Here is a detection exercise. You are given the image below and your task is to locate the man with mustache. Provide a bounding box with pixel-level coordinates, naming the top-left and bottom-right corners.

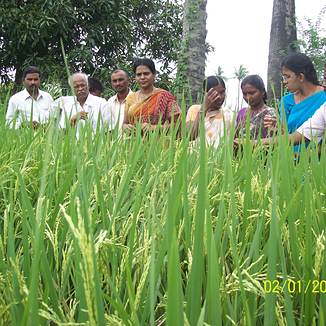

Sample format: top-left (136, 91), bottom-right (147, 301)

top-left (6, 66), bottom-right (54, 129)
top-left (56, 72), bottom-right (115, 133)
top-left (107, 69), bottom-right (132, 129)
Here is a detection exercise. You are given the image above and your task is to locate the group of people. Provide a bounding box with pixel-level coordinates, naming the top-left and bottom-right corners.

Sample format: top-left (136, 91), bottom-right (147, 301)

top-left (186, 53), bottom-right (325, 151)
top-left (6, 58), bottom-right (181, 135)
top-left (5, 53), bottom-right (326, 152)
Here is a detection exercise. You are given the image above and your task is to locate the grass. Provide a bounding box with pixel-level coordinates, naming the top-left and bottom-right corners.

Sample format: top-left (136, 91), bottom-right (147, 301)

top-left (0, 99), bottom-right (325, 325)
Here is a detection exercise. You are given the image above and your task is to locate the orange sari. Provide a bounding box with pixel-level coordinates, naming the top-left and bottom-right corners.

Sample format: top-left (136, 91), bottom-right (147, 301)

top-left (125, 88), bottom-right (181, 124)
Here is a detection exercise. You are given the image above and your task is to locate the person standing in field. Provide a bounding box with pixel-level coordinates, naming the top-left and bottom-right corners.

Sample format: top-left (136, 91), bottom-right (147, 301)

top-left (123, 58), bottom-right (181, 132)
top-left (264, 53), bottom-right (326, 152)
top-left (107, 70), bottom-right (132, 129)
top-left (236, 74), bottom-right (276, 139)
top-left (186, 76), bottom-right (232, 148)
top-left (88, 77), bottom-right (104, 97)
top-left (262, 100), bottom-right (326, 146)
top-left (248, 100), bottom-right (326, 153)
top-left (6, 66), bottom-right (54, 129)
top-left (56, 72), bottom-right (115, 133)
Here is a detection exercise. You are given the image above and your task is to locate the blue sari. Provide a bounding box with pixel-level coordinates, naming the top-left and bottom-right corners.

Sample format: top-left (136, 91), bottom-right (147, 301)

top-left (279, 90), bottom-right (326, 151)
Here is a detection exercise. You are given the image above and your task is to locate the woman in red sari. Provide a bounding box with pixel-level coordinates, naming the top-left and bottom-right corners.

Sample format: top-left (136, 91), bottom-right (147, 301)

top-left (123, 58), bottom-right (181, 131)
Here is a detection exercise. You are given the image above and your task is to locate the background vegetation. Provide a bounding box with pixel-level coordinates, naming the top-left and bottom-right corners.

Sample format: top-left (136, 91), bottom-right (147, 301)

top-left (297, 6), bottom-right (326, 81)
top-left (0, 0), bottom-right (183, 90)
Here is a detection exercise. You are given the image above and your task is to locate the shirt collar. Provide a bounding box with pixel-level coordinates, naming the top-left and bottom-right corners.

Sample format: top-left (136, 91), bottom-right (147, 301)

top-left (23, 88), bottom-right (43, 100)
top-left (73, 93), bottom-right (93, 108)
top-left (113, 89), bottom-right (132, 103)
top-left (84, 93), bottom-right (95, 107)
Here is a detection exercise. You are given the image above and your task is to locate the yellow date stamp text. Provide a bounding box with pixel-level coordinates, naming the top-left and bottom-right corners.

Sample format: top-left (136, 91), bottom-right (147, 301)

top-left (263, 279), bottom-right (326, 294)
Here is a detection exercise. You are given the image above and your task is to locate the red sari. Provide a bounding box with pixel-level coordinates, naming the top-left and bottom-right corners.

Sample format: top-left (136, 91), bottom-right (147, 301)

top-left (125, 88), bottom-right (181, 124)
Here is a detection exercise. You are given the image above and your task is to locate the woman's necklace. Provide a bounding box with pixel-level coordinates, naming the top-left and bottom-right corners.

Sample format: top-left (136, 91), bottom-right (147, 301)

top-left (138, 87), bottom-right (156, 101)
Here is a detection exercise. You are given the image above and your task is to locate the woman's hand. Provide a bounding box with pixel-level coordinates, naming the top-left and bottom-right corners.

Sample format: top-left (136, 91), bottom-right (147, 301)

top-left (141, 122), bottom-right (155, 132)
top-left (122, 123), bottom-right (136, 134)
top-left (234, 137), bottom-right (259, 147)
top-left (204, 88), bottom-right (220, 112)
top-left (264, 114), bottom-right (277, 130)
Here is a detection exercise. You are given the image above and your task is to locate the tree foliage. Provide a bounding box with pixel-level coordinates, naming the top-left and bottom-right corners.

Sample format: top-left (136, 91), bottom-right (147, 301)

top-left (215, 66), bottom-right (227, 81)
top-left (0, 0), bottom-right (182, 86)
top-left (233, 64), bottom-right (249, 111)
top-left (297, 6), bottom-right (326, 82)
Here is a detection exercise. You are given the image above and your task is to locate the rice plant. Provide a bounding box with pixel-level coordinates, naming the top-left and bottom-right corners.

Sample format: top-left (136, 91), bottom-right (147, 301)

top-left (0, 100), bottom-right (325, 326)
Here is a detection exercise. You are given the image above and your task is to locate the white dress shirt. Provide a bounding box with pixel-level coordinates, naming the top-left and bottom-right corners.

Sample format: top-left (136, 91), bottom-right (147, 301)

top-left (55, 93), bottom-right (115, 132)
top-left (107, 90), bottom-right (132, 129)
top-left (297, 102), bottom-right (326, 142)
top-left (6, 89), bottom-right (54, 128)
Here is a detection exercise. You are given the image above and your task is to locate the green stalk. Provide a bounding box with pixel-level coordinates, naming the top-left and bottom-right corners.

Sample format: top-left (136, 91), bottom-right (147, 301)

top-left (186, 109), bottom-right (207, 325)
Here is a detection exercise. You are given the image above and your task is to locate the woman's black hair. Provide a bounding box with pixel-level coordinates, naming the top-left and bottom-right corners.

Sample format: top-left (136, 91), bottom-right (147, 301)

top-left (203, 75), bottom-right (226, 92)
top-left (281, 53), bottom-right (319, 85)
top-left (241, 74), bottom-right (267, 103)
top-left (133, 58), bottom-right (156, 74)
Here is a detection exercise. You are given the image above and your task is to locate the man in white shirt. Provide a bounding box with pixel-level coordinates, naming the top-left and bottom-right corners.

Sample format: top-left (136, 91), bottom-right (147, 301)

top-left (6, 66), bottom-right (54, 129)
top-left (56, 72), bottom-right (115, 133)
top-left (107, 70), bottom-right (132, 129)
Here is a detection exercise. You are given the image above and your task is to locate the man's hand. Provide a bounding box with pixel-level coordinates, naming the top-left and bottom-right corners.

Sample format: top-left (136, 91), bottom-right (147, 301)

top-left (70, 111), bottom-right (88, 126)
top-left (32, 121), bottom-right (40, 129)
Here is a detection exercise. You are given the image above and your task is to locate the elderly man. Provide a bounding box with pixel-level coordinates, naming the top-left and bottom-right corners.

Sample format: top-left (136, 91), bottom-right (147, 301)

top-left (6, 66), bottom-right (54, 129)
top-left (56, 72), bottom-right (115, 133)
top-left (107, 69), bottom-right (132, 129)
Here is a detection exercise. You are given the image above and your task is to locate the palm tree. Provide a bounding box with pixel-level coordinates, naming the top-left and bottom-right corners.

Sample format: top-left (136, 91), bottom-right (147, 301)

top-left (215, 65), bottom-right (227, 81)
top-left (176, 0), bottom-right (208, 104)
top-left (267, 0), bottom-right (297, 102)
top-left (234, 64), bottom-right (249, 111)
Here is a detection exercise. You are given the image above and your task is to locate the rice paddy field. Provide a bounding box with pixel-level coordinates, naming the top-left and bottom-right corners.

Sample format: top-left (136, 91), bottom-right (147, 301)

top-left (0, 100), bottom-right (325, 326)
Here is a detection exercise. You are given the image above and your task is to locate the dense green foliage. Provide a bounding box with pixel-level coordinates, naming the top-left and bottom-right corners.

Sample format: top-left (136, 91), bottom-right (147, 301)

top-left (297, 6), bottom-right (326, 82)
top-left (0, 101), bottom-right (325, 325)
top-left (0, 0), bottom-right (182, 85)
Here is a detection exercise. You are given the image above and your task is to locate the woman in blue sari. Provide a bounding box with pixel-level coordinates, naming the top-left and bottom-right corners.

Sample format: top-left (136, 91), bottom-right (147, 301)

top-left (265, 53), bottom-right (326, 151)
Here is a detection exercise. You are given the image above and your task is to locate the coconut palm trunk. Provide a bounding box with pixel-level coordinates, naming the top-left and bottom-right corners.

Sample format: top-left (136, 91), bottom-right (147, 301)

top-left (177, 0), bottom-right (208, 104)
top-left (267, 0), bottom-right (297, 102)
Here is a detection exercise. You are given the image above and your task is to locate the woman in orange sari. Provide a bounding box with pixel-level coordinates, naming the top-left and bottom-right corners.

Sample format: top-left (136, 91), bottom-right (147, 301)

top-left (123, 58), bottom-right (181, 131)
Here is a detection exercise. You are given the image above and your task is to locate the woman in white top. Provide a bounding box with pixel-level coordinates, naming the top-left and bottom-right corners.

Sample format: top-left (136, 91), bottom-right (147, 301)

top-left (186, 76), bottom-right (232, 148)
top-left (295, 101), bottom-right (326, 142)
top-left (259, 97), bottom-right (326, 146)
